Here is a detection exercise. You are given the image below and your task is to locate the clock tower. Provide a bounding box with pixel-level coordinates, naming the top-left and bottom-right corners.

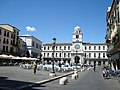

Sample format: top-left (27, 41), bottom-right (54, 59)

top-left (71, 26), bottom-right (84, 65)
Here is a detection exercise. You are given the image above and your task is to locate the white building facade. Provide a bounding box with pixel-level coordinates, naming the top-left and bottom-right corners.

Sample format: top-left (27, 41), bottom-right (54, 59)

top-left (18, 38), bottom-right (28, 57)
top-left (43, 26), bottom-right (108, 65)
top-left (20, 36), bottom-right (42, 58)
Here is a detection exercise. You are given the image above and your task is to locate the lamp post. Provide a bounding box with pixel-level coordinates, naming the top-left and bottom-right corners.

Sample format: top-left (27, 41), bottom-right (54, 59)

top-left (49, 37), bottom-right (56, 76)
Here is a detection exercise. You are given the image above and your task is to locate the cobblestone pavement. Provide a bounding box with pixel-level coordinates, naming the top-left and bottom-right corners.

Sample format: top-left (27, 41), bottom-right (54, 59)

top-left (0, 66), bottom-right (68, 89)
top-left (32, 67), bottom-right (120, 90)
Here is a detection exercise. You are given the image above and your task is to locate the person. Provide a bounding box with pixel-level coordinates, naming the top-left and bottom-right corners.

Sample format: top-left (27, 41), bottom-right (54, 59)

top-left (102, 68), bottom-right (106, 77)
top-left (93, 63), bottom-right (96, 71)
top-left (32, 61), bottom-right (37, 74)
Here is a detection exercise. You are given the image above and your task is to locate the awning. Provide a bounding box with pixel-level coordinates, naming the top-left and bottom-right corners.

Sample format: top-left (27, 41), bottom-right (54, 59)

top-left (0, 54), bottom-right (14, 59)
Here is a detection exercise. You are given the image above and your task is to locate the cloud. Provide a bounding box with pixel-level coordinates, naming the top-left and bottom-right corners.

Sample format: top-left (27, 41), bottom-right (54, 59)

top-left (26, 26), bottom-right (36, 31)
top-left (22, 34), bottom-right (31, 36)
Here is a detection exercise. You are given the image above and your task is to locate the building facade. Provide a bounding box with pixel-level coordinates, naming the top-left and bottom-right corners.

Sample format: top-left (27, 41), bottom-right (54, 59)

top-left (18, 38), bottom-right (28, 57)
top-left (0, 24), bottom-right (20, 56)
top-left (43, 26), bottom-right (108, 65)
top-left (20, 36), bottom-right (42, 58)
top-left (106, 0), bottom-right (120, 71)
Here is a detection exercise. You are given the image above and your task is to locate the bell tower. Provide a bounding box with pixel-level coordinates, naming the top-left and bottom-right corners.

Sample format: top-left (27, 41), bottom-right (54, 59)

top-left (71, 26), bottom-right (84, 65)
top-left (72, 26), bottom-right (83, 43)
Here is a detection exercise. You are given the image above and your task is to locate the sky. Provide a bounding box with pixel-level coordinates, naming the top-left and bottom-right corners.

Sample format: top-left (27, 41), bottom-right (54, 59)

top-left (0, 0), bottom-right (113, 44)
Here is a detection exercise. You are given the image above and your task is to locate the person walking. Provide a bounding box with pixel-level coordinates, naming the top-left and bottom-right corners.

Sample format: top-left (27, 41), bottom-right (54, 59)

top-left (93, 61), bottom-right (96, 71)
top-left (102, 67), bottom-right (106, 78)
top-left (32, 61), bottom-right (37, 74)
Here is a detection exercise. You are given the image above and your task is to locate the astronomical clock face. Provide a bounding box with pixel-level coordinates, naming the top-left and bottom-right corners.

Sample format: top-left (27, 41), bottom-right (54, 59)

top-left (74, 44), bottom-right (80, 50)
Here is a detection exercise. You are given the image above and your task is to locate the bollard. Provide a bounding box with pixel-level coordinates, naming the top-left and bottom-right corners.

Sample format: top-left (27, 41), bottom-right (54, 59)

top-left (74, 70), bottom-right (78, 74)
top-left (62, 77), bottom-right (68, 83)
top-left (59, 77), bottom-right (68, 85)
top-left (71, 74), bottom-right (77, 79)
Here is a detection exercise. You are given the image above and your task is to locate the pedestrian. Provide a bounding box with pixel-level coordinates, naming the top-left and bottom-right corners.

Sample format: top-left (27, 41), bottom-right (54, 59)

top-left (58, 61), bottom-right (61, 71)
top-left (93, 63), bottom-right (96, 71)
top-left (102, 68), bottom-right (106, 77)
top-left (32, 61), bottom-right (37, 74)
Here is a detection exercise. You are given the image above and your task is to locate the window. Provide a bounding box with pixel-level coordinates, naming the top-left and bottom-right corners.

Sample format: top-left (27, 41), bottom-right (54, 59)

top-left (98, 53), bottom-right (100, 58)
top-left (4, 31), bottom-right (6, 36)
top-left (13, 40), bottom-right (15, 45)
top-left (44, 46), bottom-right (46, 50)
top-left (64, 53), bottom-right (66, 57)
top-left (103, 53), bottom-right (105, 58)
top-left (10, 47), bottom-right (13, 52)
top-left (68, 46), bottom-right (70, 50)
top-left (89, 53), bottom-right (91, 58)
top-left (64, 46), bottom-right (66, 50)
top-left (6, 46), bottom-right (8, 52)
top-left (76, 35), bottom-right (79, 38)
top-left (89, 46), bottom-right (91, 50)
top-left (98, 46), bottom-right (100, 50)
top-left (48, 46), bottom-right (49, 50)
top-left (3, 45), bottom-right (5, 52)
top-left (13, 34), bottom-right (15, 39)
top-left (7, 32), bottom-right (9, 37)
top-left (11, 40), bottom-right (13, 45)
top-left (59, 46), bottom-right (61, 50)
top-left (59, 53), bottom-right (61, 57)
top-left (94, 53), bottom-right (96, 58)
top-left (52, 53), bottom-right (54, 57)
top-left (85, 46), bottom-right (87, 50)
top-left (68, 53), bottom-right (70, 57)
top-left (36, 43), bottom-right (38, 48)
top-left (94, 46), bottom-right (96, 50)
top-left (103, 46), bottom-right (105, 50)
top-left (3, 38), bottom-right (5, 44)
top-left (6, 39), bottom-right (9, 44)
top-left (11, 34), bottom-right (13, 38)
top-left (56, 46), bottom-right (57, 50)
top-left (32, 41), bottom-right (34, 47)
top-left (44, 53), bottom-right (46, 57)
top-left (56, 53), bottom-right (57, 57)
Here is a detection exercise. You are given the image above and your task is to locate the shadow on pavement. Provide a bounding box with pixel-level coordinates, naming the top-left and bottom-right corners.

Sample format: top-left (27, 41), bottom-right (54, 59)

top-left (0, 76), bottom-right (34, 90)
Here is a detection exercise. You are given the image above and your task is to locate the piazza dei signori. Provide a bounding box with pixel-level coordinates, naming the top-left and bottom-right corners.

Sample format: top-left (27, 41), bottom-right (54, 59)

top-left (0, 24), bottom-right (108, 66)
top-left (43, 26), bottom-right (108, 66)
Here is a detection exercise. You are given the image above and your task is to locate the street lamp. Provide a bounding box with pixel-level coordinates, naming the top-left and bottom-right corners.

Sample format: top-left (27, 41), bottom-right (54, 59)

top-left (49, 37), bottom-right (56, 76)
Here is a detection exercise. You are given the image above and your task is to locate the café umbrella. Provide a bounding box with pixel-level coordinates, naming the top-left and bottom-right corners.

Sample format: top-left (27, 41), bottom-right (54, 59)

top-left (0, 54), bottom-right (13, 59)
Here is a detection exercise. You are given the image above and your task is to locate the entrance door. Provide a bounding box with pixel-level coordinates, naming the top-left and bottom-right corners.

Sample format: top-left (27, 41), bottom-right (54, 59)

top-left (75, 56), bottom-right (80, 64)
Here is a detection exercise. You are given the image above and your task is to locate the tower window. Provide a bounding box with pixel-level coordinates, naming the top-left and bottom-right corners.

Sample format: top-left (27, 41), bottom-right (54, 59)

top-left (85, 46), bottom-right (87, 50)
top-left (76, 35), bottom-right (79, 38)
